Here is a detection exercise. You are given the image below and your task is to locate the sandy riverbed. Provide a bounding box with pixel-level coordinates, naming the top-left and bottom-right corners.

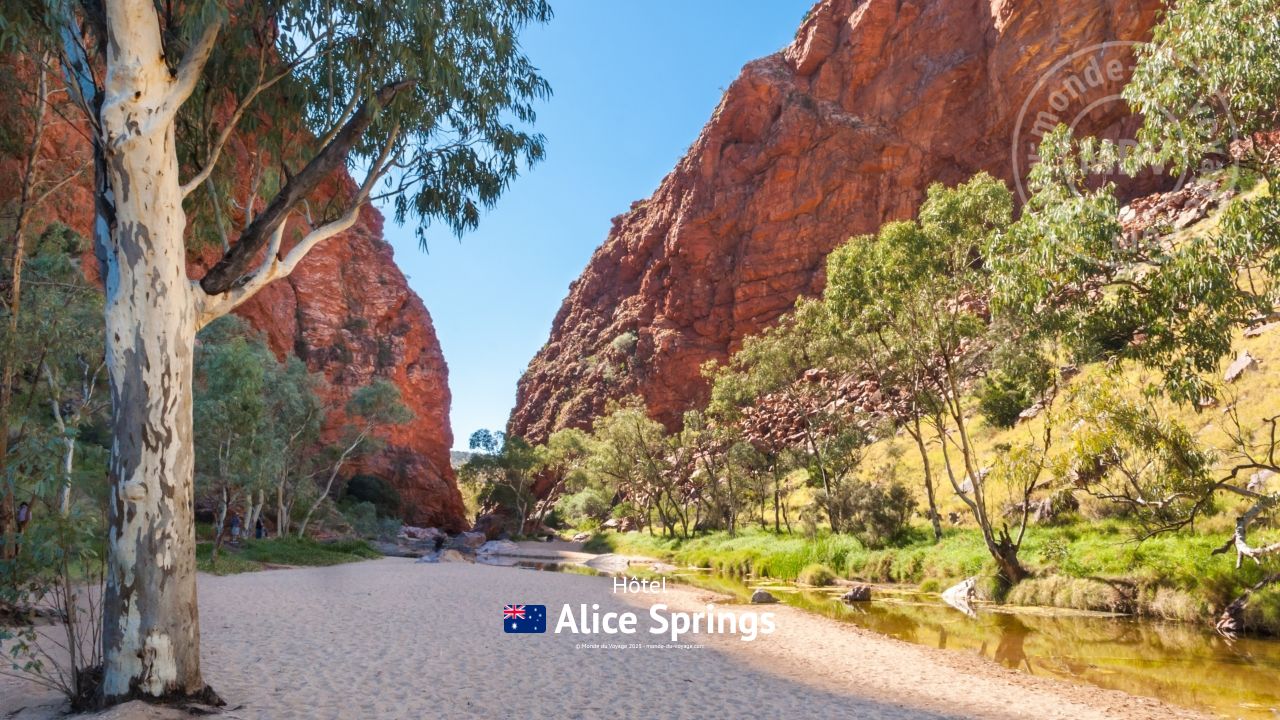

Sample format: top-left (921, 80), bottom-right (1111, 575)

top-left (1, 557), bottom-right (1207, 720)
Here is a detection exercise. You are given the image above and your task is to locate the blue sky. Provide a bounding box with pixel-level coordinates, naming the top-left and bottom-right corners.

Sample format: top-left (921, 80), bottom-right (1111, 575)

top-left (379, 1), bottom-right (813, 449)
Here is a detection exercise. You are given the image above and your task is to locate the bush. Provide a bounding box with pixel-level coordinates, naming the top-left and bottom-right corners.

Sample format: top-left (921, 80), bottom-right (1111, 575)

top-left (977, 352), bottom-right (1053, 428)
top-left (611, 500), bottom-right (642, 523)
top-left (797, 563), bottom-right (837, 586)
top-left (342, 501), bottom-right (401, 540)
top-left (830, 481), bottom-right (916, 549)
top-left (343, 474), bottom-right (401, 518)
top-left (559, 487), bottom-right (613, 527)
top-left (610, 331), bottom-right (638, 356)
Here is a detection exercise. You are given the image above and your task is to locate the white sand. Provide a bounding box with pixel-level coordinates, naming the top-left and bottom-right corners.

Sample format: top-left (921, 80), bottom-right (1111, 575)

top-left (1, 558), bottom-right (1207, 719)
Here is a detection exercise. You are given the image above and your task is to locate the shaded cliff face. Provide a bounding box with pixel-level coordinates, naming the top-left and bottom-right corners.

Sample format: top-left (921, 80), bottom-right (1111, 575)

top-left (511, 0), bottom-right (1165, 441)
top-left (1, 65), bottom-right (466, 531)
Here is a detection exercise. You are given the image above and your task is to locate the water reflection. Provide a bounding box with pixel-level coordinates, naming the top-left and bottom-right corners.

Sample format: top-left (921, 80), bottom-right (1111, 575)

top-left (478, 555), bottom-right (1279, 719)
top-left (741, 580), bottom-right (1280, 720)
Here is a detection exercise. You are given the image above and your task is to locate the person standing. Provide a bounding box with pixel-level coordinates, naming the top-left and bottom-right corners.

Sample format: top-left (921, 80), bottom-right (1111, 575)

top-left (255, 517), bottom-right (265, 540)
top-left (14, 502), bottom-right (31, 554)
top-left (230, 513), bottom-right (242, 544)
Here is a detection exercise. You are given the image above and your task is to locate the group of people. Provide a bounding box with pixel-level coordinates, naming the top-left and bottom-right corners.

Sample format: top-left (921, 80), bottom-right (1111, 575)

top-left (227, 513), bottom-right (266, 544)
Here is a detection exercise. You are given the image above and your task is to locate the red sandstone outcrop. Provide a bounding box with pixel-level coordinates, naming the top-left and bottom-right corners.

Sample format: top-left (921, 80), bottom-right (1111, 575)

top-left (511, 0), bottom-right (1167, 442)
top-left (1, 62), bottom-right (466, 530)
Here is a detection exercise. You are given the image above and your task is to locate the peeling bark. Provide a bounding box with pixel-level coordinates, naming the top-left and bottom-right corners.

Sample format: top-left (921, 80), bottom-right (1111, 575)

top-left (97, 0), bottom-right (215, 704)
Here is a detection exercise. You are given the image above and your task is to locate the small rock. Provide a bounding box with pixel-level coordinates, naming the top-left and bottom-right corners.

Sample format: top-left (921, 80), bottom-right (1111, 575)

top-left (750, 589), bottom-right (778, 604)
top-left (1244, 321), bottom-right (1280, 338)
top-left (571, 531), bottom-right (592, 543)
top-left (1174, 205), bottom-right (1206, 229)
top-left (1224, 350), bottom-right (1257, 383)
top-left (942, 577), bottom-right (978, 618)
top-left (450, 531), bottom-right (487, 550)
top-left (415, 551), bottom-right (441, 564)
top-left (1248, 469), bottom-right (1275, 493)
top-left (841, 585), bottom-right (872, 603)
top-left (476, 539), bottom-right (519, 555)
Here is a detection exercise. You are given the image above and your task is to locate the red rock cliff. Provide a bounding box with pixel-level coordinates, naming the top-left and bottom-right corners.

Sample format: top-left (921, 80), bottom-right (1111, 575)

top-left (510, 0), bottom-right (1165, 441)
top-left (1, 64), bottom-right (467, 531)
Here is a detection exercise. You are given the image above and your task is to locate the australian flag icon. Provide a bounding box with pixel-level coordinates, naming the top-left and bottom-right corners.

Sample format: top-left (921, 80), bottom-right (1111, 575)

top-left (503, 604), bottom-right (547, 633)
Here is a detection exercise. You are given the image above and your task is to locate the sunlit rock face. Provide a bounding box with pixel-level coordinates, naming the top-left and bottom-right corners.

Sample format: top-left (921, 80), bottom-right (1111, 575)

top-left (0, 60), bottom-right (467, 531)
top-left (510, 0), bottom-right (1165, 442)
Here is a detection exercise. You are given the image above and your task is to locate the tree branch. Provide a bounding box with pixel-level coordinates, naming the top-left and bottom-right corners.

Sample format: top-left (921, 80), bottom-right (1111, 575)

top-left (168, 19), bottom-right (222, 110)
top-left (180, 47), bottom-right (297, 199)
top-left (195, 123), bottom-right (400, 328)
top-left (198, 79), bottom-right (415, 296)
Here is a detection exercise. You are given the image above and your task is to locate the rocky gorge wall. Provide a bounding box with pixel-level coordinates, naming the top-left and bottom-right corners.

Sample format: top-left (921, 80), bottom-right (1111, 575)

top-left (510, 0), bottom-right (1167, 442)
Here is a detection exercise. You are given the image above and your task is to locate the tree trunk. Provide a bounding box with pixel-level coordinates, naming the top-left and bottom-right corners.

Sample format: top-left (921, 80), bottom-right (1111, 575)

top-left (772, 469), bottom-right (781, 533)
top-left (298, 432), bottom-right (364, 538)
top-left (276, 481), bottom-right (291, 538)
top-left (98, 4), bottom-right (212, 701)
top-left (909, 417), bottom-right (943, 543)
top-left (211, 487), bottom-right (228, 564)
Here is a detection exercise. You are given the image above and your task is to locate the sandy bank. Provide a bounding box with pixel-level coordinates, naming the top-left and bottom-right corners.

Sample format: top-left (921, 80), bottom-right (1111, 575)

top-left (1, 558), bottom-right (1206, 719)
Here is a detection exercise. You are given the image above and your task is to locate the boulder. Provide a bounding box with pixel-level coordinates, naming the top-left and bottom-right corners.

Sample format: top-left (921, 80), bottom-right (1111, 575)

top-left (450, 531), bottom-right (487, 550)
top-left (1244, 321), bottom-right (1280, 338)
top-left (571, 532), bottom-right (592, 543)
top-left (1247, 469), bottom-right (1276, 493)
top-left (471, 512), bottom-right (507, 540)
top-left (942, 577), bottom-right (978, 618)
top-left (750, 589), bottom-right (778, 605)
top-left (476, 539), bottom-right (520, 556)
top-left (841, 585), bottom-right (872, 603)
top-left (1224, 350), bottom-right (1258, 383)
top-left (400, 525), bottom-right (445, 542)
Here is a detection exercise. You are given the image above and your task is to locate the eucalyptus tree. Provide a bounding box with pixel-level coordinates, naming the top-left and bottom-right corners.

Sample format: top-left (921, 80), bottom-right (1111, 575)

top-left (531, 427), bottom-right (591, 529)
top-left (587, 402), bottom-right (690, 537)
top-left (8, 0), bottom-right (550, 703)
top-left (826, 174), bottom-right (1043, 584)
top-left (989, 0), bottom-right (1280, 625)
top-left (705, 300), bottom-right (860, 532)
top-left (461, 429), bottom-right (541, 536)
top-left (192, 318), bottom-right (274, 560)
top-left (296, 379), bottom-right (412, 538)
top-left (264, 355), bottom-right (325, 538)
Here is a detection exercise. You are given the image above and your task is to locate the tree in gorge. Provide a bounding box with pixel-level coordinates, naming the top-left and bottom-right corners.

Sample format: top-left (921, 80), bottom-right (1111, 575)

top-left (826, 174), bottom-right (1048, 586)
top-left (6, 0), bottom-right (551, 705)
top-left (989, 0), bottom-right (1280, 632)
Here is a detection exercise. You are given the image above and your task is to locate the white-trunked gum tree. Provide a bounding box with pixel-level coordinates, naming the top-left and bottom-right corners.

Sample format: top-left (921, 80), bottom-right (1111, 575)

top-left (7, 0), bottom-right (551, 706)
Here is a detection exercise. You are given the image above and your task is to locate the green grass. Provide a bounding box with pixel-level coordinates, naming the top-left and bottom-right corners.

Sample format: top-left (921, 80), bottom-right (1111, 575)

top-left (196, 537), bottom-right (380, 575)
top-left (797, 563), bottom-right (837, 586)
top-left (589, 523), bottom-right (1280, 631)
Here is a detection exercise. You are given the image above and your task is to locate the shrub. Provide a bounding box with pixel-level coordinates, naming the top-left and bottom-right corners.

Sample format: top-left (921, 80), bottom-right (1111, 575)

top-left (976, 351), bottom-right (1053, 428)
top-left (831, 481), bottom-right (916, 549)
top-left (559, 487), bottom-right (613, 527)
top-left (342, 501), bottom-right (401, 540)
top-left (798, 563), bottom-right (837, 587)
top-left (344, 474), bottom-right (402, 518)
top-left (610, 331), bottom-right (638, 356)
